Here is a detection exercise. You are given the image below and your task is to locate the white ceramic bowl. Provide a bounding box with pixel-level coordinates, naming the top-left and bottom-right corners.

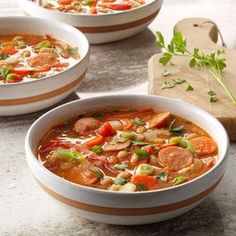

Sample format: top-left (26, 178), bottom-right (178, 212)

top-left (25, 95), bottom-right (229, 225)
top-left (20, 0), bottom-right (164, 44)
top-left (0, 16), bottom-right (89, 116)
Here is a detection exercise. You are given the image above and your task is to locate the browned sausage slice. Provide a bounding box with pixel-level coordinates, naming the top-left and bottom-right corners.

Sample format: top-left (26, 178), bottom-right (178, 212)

top-left (158, 146), bottom-right (194, 171)
top-left (74, 117), bottom-right (100, 135)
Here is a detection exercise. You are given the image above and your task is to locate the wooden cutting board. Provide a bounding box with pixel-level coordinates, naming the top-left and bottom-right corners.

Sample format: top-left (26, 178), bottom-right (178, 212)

top-left (148, 18), bottom-right (236, 141)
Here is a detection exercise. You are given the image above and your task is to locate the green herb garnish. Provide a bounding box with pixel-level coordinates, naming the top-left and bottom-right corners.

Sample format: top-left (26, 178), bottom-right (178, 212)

top-left (90, 167), bottom-right (104, 179)
top-left (135, 183), bottom-right (147, 191)
top-left (0, 67), bottom-right (9, 79)
top-left (91, 145), bottom-right (103, 154)
top-left (174, 78), bottom-right (186, 84)
top-left (134, 149), bottom-right (150, 159)
top-left (169, 119), bottom-right (184, 134)
top-left (35, 40), bottom-right (52, 50)
top-left (132, 140), bottom-right (149, 146)
top-left (162, 69), bottom-right (170, 77)
top-left (186, 84), bottom-right (194, 91)
top-left (208, 90), bottom-right (217, 103)
top-left (161, 80), bottom-right (176, 90)
top-left (0, 52), bottom-right (8, 60)
top-left (156, 31), bottom-right (236, 104)
top-left (173, 175), bottom-right (186, 185)
top-left (67, 47), bottom-right (78, 54)
top-left (156, 172), bottom-right (168, 182)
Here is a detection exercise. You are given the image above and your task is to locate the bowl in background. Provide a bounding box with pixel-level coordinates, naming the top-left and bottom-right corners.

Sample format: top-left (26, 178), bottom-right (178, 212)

top-left (25, 94), bottom-right (229, 225)
top-left (0, 16), bottom-right (89, 116)
top-left (20, 0), bottom-right (164, 44)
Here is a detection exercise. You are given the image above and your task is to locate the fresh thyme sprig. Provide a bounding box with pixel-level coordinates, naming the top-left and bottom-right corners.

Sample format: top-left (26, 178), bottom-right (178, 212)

top-left (156, 31), bottom-right (236, 104)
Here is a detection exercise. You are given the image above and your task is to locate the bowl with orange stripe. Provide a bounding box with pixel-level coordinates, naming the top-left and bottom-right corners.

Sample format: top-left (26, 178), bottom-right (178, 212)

top-left (19, 0), bottom-right (163, 44)
top-left (25, 95), bottom-right (229, 225)
top-left (0, 16), bottom-right (89, 116)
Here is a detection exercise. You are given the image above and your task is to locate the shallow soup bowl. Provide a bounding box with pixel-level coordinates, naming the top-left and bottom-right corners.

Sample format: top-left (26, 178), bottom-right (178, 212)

top-left (25, 95), bottom-right (229, 225)
top-left (20, 0), bottom-right (164, 44)
top-left (0, 16), bottom-right (89, 116)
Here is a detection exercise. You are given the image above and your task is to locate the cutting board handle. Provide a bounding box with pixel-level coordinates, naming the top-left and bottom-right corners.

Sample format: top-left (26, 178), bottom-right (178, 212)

top-left (173, 18), bottom-right (221, 50)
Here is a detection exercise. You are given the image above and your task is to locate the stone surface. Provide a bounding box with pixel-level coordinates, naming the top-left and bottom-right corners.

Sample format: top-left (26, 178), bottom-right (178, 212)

top-left (0, 0), bottom-right (236, 235)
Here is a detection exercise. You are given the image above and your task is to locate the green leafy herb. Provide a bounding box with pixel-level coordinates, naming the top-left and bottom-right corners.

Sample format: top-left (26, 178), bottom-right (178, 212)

top-left (16, 40), bottom-right (26, 49)
top-left (131, 140), bottom-right (149, 146)
top-left (67, 47), bottom-right (78, 54)
top-left (120, 131), bottom-right (134, 140)
top-left (6, 73), bottom-right (16, 81)
top-left (135, 183), bottom-right (147, 191)
top-left (156, 172), bottom-right (168, 182)
top-left (35, 40), bottom-right (52, 50)
top-left (0, 67), bottom-right (9, 78)
top-left (169, 119), bottom-right (184, 134)
top-left (156, 31), bottom-right (236, 104)
top-left (90, 167), bottom-right (104, 179)
top-left (174, 78), bottom-right (186, 84)
top-left (208, 90), bottom-right (217, 103)
top-left (114, 177), bottom-right (128, 185)
top-left (186, 84), bottom-right (194, 91)
top-left (114, 163), bottom-right (128, 170)
top-left (161, 80), bottom-right (176, 90)
top-left (173, 175), bottom-right (186, 185)
top-left (0, 52), bottom-right (8, 60)
top-left (91, 145), bottom-right (103, 154)
top-left (162, 69), bottom-right (170, 77)
top-left (82, 0), bottom-right (93, 5)
top-left (55, 149), bottom-right (84, 161)
top-left (134, 149), bottom-right (150, 159)
top-left (131, 117), bottom-right (145, 126)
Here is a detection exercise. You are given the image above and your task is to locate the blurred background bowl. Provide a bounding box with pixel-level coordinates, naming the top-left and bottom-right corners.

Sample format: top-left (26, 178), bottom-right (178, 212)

top-left (20, 0), bottom-right (164, 44)
top-left (0, 16), bottom-right (89, 116)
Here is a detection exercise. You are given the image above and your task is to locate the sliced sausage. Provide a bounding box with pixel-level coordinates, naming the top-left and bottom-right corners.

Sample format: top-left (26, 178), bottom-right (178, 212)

top-left (103, 140), bottom-right (131, 152)
top-left (43, 154), bottom-right (59, 171)
top-left (27, 52), bottom-right (58, 67)
top-left (74, 117), bottom-right (100, 135)
top-left (148, 112), bottom-right (171, 128)
top-left (190, 136), bottom-right (217, 158)
top-left (158, 146), bottom-right (194, 171)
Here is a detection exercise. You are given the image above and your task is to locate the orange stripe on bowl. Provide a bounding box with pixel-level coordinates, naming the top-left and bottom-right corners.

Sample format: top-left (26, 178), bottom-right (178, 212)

top-left (36, 176), bottom-right (222, 216)
top-left (0, 72), bottom-right (86, 106)
top-left (77, 10), bottom-right (160, 33)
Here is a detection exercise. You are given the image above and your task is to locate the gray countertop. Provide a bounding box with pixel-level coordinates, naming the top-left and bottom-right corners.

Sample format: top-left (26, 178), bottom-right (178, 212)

top-left (1, 0), bottom-right (236, 235)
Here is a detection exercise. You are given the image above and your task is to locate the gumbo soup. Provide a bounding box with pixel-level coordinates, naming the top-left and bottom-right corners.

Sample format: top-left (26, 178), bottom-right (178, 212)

top-left (38, 107), bottom-right (218, 192)
top-left (0, 34), bottom-right (80, 84)
top-left (41, 0), bottom-right (145, 14)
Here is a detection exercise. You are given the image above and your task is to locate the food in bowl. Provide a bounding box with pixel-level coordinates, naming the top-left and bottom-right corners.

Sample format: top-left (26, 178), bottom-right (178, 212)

top-left (41, 0), bottom-right (145, 14)
top-left (0, 34), bottom-right (80, 84)
top-left (38, 106), bottom-right (218, 192)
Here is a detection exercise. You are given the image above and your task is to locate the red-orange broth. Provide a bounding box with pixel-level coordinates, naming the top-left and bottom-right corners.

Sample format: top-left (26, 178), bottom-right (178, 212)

top-left (0, 34), bottom-right (80, 84)
top-left (38, 107), bottom-right (218, 192)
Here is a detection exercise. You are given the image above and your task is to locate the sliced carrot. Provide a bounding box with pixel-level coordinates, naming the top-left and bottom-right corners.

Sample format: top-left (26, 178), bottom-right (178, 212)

top-left (84, 136), bottom-right (105, 148)
top-left (58, 0), bottom-right (72, 4)
top-left (148, 112), bottom-right (171, 128)
top-left (4, 48), bottom-right (18, 55)
top-left (190, 136), bottom-right (217, 158)
top-left (89, 7), bottom-right (98, 14)
top-left (158, 146), bottom-right (194, 171)
top-left (97, 122), bottom-right (116, 137)
top-left (132, 174), bottom-right (157, 190)
top-left (110, 107), bottom-right (154, 119)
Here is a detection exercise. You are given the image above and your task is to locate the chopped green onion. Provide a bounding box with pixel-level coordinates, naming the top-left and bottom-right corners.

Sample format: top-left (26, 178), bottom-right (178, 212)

top-left (173, 176), bottom-right (186, 185)
top-left (114, 163), bottom-right (128, 170)
top-left (131, 140), bottom-right (149, 146)
top-left (114, 177), bottom-right (128, 185)
top-left (131, 117), bottom-right (145, 126)
top-left (162, 69), bottom-right (170, 77)
top-left (136, 164), bottom-right (154, 175)
top-left (55, 149), bottom-right (84, 162)
top-left (169, 119), bottom-right (184, 134)
top-left (120, 131), bottom-right (134, 140)
top-left (91, 145), bottom-right (103, 154)
top-left (90, 167), bottom-right (104, 179)
top-left (134, 149), bottom-right (150, 159)
top-left (186, 84), bottom-right (194, 91)
top-left (67, 47), bottom-right (78, 54)
top-left (174, 78), bottom-right (186, 84)
top-left (161, 80), bottom-right (176, 90)
top-left (35, 40), bottom-right (52, 50)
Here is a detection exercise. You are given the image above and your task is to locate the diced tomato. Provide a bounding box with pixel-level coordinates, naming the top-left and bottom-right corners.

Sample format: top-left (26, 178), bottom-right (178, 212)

top-left (97, 122), bottom-right (116, 137)
top-left (58, 0), bottom-right (72, 4)
top-left (89, 7), bottom-right (98, 14)
top-left (84, 136), bottom-right (105, 148)
top-left (4, 48), bottom-right (18, 55)
top-left (106, 3), bottom-right (132, 10)
top-left (132, 174), bottom-right (157, 190)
